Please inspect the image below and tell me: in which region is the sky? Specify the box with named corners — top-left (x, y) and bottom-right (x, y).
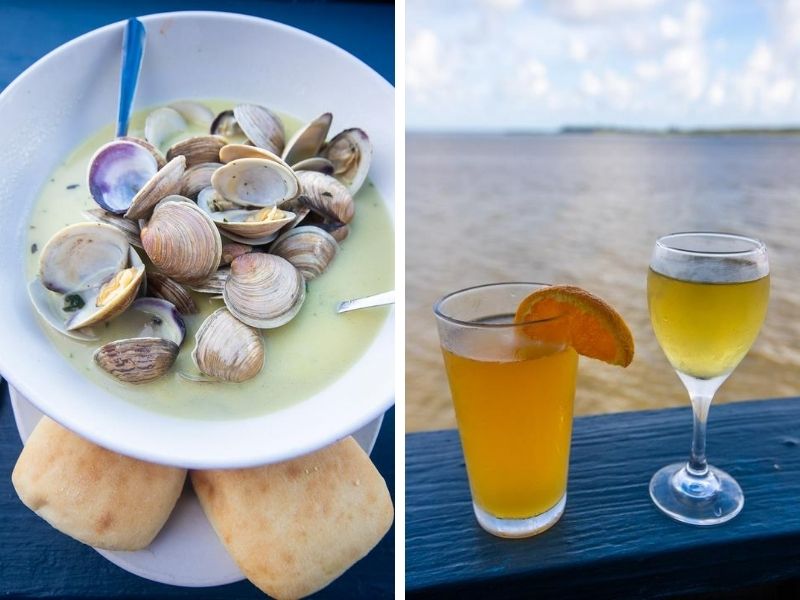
top-left (406, 0), bottom-right (800, 130)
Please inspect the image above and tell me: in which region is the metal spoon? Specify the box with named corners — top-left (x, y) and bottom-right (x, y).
top-left (336, 291), bottom-right (395, 313)
top-left (116, 18), bottom-right (146, 137)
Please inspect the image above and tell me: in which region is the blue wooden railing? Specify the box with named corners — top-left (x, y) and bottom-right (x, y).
top-left (406, 397), bottom-right (800, 599)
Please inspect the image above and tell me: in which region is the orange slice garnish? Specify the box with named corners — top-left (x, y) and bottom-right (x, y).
top-left (514, 285), bottom-right (634, 367)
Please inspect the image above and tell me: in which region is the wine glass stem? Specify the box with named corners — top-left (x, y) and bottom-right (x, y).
top-left (688, 393), bottom-right (712, 476)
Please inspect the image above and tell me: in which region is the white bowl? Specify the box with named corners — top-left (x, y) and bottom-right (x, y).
top-left (0, 11), bottom-right (394, 468)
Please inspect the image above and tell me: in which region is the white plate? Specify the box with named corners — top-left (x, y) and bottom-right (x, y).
top-left (9, 385), bottom-right (384, 587)
top-left (0, 11), bottom-right (394, 468)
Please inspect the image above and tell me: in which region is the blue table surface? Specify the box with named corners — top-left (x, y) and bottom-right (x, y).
top-left (0, 1), bottom-right (394, 598)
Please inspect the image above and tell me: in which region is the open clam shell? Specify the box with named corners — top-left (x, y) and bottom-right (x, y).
top-left (88, 140), bottom-right (159, 214)
top-left (233, 104), bottom-right (285, 155)
top-left (124, 155), bottom-right (186, 220)
top-left (146, 272), bottom-right (198, 315)
top-left (119, 136), bottom-right (167, 169)
top-left (270, 226), bottom-right (339, 281)
top-left (290, 157), bottom-right (335, 175)
top-left (197, 188), bottom-right (294, 242)
top-left (39, 222), bottom-right (130, 294)
top-left (282, 112), bottom-right (332, 166)
top-left (210, 109), bottom-right (244, 141)
top-left (223, 253), bottom-right (305, 329)
top-left (140, 197), bottom-right (222, 284)
top-left (180, 162), bottom-right (223, 199)
top-left (296, 170), bottom-right (355, 224)
top-left (320, 128), bottom-right (372, 195)
top-left (218, 143), bottom-right (288, 167)
top-left (166, 135), bottom-right (226, 168)
top-left (82, 209), bottom-right (141, 249)
top-left (144, 107), bottom-right (188, 150)
top-left (169, 101), bottom-right (215, 128)
top-left (211, 157), bottom-right (300, 208)
top-left (93, 298), bottom-right (186, 384)
top-left (191, 308), bottom-right (264, 383)
top-left (94, 338), bottom-right (180, 384)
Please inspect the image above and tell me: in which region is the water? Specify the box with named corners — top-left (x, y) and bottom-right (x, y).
top-left (406, 133), bottom-right (800, 432)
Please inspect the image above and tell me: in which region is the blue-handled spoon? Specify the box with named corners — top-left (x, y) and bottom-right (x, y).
top-left (116, 18), bottom-right (146, 137)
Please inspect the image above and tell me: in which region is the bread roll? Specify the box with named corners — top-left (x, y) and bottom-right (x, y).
top-left (12, 416), bottom-right (186, 551)
top-left (192, 436), bottom-right (393, 600)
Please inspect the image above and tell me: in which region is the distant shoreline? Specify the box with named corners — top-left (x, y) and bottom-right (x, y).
top-left (408, 126), bottom-right (800, 136)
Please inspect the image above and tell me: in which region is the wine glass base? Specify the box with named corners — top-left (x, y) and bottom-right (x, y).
top-left (473, 494), bottom-right (566, 538)
top-left (650, 462), bottom-right (743, 526)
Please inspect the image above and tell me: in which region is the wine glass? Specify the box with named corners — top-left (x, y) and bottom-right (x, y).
top-left (647, 232), bottom-right (769, 525)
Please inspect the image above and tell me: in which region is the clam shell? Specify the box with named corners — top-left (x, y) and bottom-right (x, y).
top-left (166, 135), bottom-right (226, 168)
top-left (197, 186), bottom-right (295, 242)
top-left (233, 104), bottom-right (285, 155)
top-left (82, 209), bottom-right (142, 248)
top-left (88, 140), bottom-right (159, 214)
top-left (140, 198), bottom-right (222, 284)
top-left (180, 162), bottom-right (222, 199)
top-left (223, 253), bottom-right (305, 329)
top-left (270, 226), bottom-right (339, 281)
top-left (124, 155), bottom-right (186, 220)
top-left (296, 170), bottom-right (355, 224)
top-left (191, 308), bottom-right (264, 382)
top-left (27, 278), bottom-right (98, 341)
top-left (221, 243), bottom-right (254, 265)
top-left (290, 157), bottom-right (335, 175)
top-left (185, 267), bottom-right (230, 294)
top-left (146, 272), bottom-right (198, 315)
top-left (211, 158), bottom-right (299, 208)
top-left (282, 112), bottom-right (332, 166)
top-left (219, 143), bottom-right (288, 166)
top-left (168, 101), bottom-right (215, 128)
top-left (119, 136), bottom-right (167, 169)
top-left (94, 337), bottom-right (179, 384)
top-left (210, 110), bottom-right (244, 140)
top-left (39, 222), bottom-right (129, 293)
top-left (320, 128), bottom-right (371, 195)
top-left (144, 107), bottom-right (187, 150)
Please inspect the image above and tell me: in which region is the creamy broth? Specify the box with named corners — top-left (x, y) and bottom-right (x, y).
top-left (26, 101), bottom-right (393, 420)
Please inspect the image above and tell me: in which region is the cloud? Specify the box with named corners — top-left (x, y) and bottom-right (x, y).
top-left (480, 0), bottom-right (524, 10)
top-left (406, 29), bottom-right (453, 104)
top-left (516, 59), bottom-right (550, 97)
top-left (542, 0), bottom-right (667, 21)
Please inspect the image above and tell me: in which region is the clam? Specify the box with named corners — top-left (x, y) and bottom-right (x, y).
top-left (169, 101), bottom-right (215, 128)
top-left (119, 136), bottom-right (166, 168)
top-left (88, 140), bottom-right (159, 214)
top-left (197, 187), bottom-right (294, 244)
top-left (166, 135), bottom-right (226, 168)
top-left (190, 308), bottom-right (264, 382)
top-left (93, 298), bottom-right (186, 384)
top-left (144, 107), bottom-right (187, 150)
top-left (218, 143), bottom-right (288, 166)
top-left (185, 266), bottom-right (230, 295)
top-left (221, 243), bottom-right (254, 265)
top-left (233, 104), bottom-right (285, 155)
top-left (223, 253), bottom-right (305, 329)
top-left (296, 170), bottom-right (355, 224)
top-left (180, 162), bottom-right (222, 199)
top-left (211, 158), bottom-right (299, 208)
top-left (146, 272), bottom-right (198, 314)
top-left (282, 112), bottom-right (332, 166)
top-left (290, 157), bottom-right (335, 175)
top-left (140, 198), bottom-right (222, 284)
top-left (270, 226), bottom-right (339, 281)
top-left (124, 155), bottom-right (186, 220)
top-left (32, 223), bottom-right (144, 333)
top-left (320, 128), bottom-right (371, 195)
top-left (210, 110), bottom-right (244, 140)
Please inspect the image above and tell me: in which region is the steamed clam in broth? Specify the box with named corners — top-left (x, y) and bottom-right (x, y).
top-left (25, 100), bottom-right (392, 418)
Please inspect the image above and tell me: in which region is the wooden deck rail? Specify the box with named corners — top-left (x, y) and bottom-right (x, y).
top-left (406, 397), bottom-right (800, 599)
